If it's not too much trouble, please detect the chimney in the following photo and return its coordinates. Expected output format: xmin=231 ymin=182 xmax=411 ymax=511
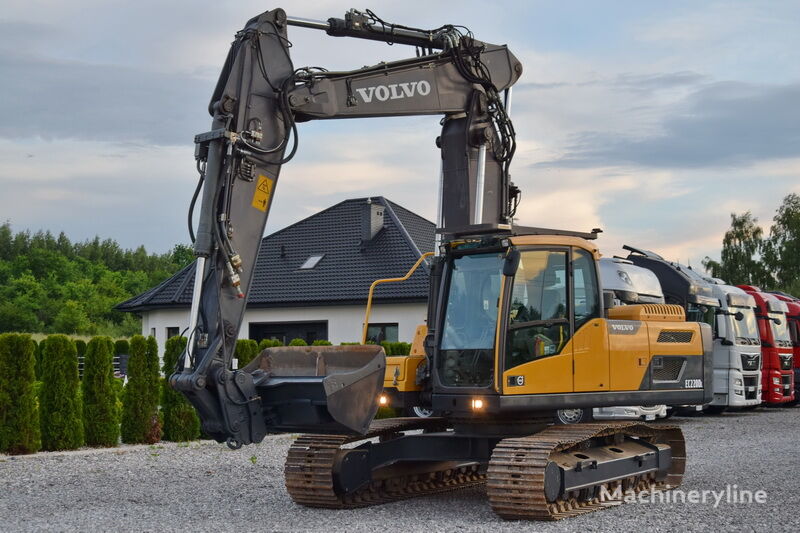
xmin=361 ymin=198 xmax=384 ymax=248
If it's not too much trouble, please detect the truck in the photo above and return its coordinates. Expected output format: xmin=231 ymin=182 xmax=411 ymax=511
xmin=737 ymin=287 xmax=796 ymax=404
xmin=556 ymin=257 xmax=668 ymax=423
xmin=702 ymin=278 xmax=763 ymax=410
xmin=623 ymin=245 xmax=722 ymax=414
xmin=768 ymin=292 xmax=800 ymax=405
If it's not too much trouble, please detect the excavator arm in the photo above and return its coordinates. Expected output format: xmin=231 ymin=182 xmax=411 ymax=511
xmin=170 ymin=8 xmax=522 ymax=447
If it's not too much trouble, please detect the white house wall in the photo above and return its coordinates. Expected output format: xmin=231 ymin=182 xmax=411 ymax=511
xmin=140 ymin=302 xmax=427 ymax=358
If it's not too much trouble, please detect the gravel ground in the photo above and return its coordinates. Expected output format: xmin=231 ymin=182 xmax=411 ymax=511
xmin=2 ymin=406 xmax=799 ymax=532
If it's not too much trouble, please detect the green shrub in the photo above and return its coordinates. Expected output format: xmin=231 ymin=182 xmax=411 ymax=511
xmin=380 ymin=341 xmax=393 ymax=355
xmin=161 ymin=336 xmax=200 ymax=442
xmin=311 ymin=339 xmax=333 ymax=346
xmin=121 ymin=335 xmax=161 ymax=444
xmin=258 ymin=338 xmax=283 ymax=352
xmin=397 ymin=342 xmax=411 ymax=356
xmin=288 ymin=338 xmax=308 ymax=346
xmin=74 ymin=339 xmax=87 ymax=357
xmin=114 ymin=339 xmax=129 ymax=355
xmin=235 ymin=339 xmax=260 ymax=368
xmin=0 ymin=333 xmax=41 ymax=454
xmin=340 ymin=342 xmax=359 ymax=345
xmin=82 ymin=337 xmax=119 ymax=447
xmin=39 ymin=335 xmax=83 ymax=451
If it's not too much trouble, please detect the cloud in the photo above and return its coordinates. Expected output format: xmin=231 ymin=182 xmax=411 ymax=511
xmin=546 ymin=81 xmax=800 ymax=169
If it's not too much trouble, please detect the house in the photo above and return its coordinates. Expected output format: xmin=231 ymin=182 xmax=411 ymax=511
xmin=116 ymin=197 xmax=434 ymax=355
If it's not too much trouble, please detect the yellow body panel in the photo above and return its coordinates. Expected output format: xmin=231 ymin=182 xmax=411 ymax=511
xmin=384 ymin=354 xmax=425 ymax=392
xmin=504 ymin=312 xmax=706 ymax=395
xmin=572 ymin=319 xmax=610 ymax=391
xmin=501 ymin=346 xmax=574 ymax=394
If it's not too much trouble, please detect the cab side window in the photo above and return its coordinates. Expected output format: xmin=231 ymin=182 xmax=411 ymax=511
xmin=506 ymin=250 xmax=569 ymax=370
xmin=572 ymin=248 xmax=600 ymax=329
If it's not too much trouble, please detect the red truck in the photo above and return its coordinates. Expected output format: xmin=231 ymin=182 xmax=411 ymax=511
xmin=738 ymin=286 xmax=795 ymax=404
xmin=769 ymin=292 xmax=800 ymax=405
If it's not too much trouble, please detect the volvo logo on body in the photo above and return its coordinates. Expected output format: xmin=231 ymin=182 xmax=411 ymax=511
xmin=355 ymin=80 xmax=432 ymax=104
xmin=608 ymin=321 xmax=641 ymax=335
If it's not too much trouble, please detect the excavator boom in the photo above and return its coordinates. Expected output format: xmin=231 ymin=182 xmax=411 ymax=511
xmin=170 ymin=8 xmax=522 ymax=447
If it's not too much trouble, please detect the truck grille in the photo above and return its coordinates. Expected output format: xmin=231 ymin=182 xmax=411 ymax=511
xmin=740 ymin=353 xmax=760 ymax=371
xmin=743 ymin=375 xmax=759 ymax=400
xmin=657 ymin=330 xmax=694 ymax=343
xmin=780 ymin=354 xmax=793 ymax=371
xmin=781 ymin=374 xmax=792 ymax=394
xmin=652 ymin=356 xmax=686 ymax=381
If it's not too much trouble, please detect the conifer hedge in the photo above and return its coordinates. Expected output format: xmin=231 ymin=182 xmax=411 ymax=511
xmin=40 ymin=335 xmax=83 ymax=451
xmin=161 ymin=336 xmax=200 ymax=441
xmin=82 ymin=336 xmax=119 ymax=447
xmin=0 ymin=333 xmax=41 ymax=454
xmin=121 ymin=335 xmax=161 ymax=444
xmin=114 ymin=339 xmax=129 ymax=356
xmin=235 ymin=339 xmax=260 ymax=368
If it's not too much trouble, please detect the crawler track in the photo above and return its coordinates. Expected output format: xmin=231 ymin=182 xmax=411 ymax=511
xmin=486 ymin=422 xmax=685 ymax=520
xmin=284 ymin=420 xmax=685 ymax=520
xmin=285 ymin=418 xmax=485 ymax=508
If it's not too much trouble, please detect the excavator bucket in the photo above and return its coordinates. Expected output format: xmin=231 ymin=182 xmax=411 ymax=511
xmin=244 ymin=345 xmax=385 ymax=435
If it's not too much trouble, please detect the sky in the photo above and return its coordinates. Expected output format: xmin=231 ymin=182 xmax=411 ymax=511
xmin=1 ymin=0 xmax=799 ymax=268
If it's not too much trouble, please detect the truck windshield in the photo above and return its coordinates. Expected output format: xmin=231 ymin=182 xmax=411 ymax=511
xmin=438 ymin=252 xmax=504 ymax=387
xmin=687 ymin=304 xmax=716 ymax=329
xmin=731 ymin=306 xmax=759 ymax=344
xmin=770 ymin=312 xmax=792 ymax=343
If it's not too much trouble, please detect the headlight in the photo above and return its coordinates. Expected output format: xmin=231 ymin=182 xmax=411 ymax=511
xmin=773 ymin=377 xmax=781 ymax=384
xmin=734 ymin=378 xmax=743 ymax=386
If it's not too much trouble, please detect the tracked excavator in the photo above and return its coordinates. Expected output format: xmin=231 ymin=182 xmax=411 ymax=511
xmin=171 ymin=8 xmax=712 ymax=519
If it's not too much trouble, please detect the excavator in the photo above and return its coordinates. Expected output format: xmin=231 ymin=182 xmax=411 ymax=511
xmin=170 ymin=8 xmax=712 ymax=520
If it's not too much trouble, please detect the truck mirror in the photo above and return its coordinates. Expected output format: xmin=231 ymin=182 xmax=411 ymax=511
xmin=503 ymin=249 xmax=521 ymax=277
xmin=602 ymin=291 xmax=615 ymax=310
xmin=734 ymin=311 xmax=744 ymax=321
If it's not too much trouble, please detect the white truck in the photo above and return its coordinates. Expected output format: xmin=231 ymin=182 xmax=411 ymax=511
xmin=556 ymin=257 xmax=668 ymax=424
xmin=702 ymin=278 xmax=763 ymax=411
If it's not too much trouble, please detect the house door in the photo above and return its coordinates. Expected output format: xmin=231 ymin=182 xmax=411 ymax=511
xmin=249 ymin=321 xmax=329 ymax=345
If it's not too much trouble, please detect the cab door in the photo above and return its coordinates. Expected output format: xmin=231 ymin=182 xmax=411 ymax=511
xmin=571 ymin=248 xmax=609 ymax=391
xmin=502 ymin=248 xmax=573 ymax=394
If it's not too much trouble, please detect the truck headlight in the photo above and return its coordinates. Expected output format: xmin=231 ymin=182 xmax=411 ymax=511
xmin=734 ymin=378 xmax=743 ymax=386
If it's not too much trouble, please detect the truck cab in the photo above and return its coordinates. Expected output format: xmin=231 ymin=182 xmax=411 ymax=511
xmin=737 ymin=286 xmax=795 ymax=405
xmin=704 ymin=279 xmax=762 ymax=408
xmin=767 ymin=292 xmax=800 ymax=405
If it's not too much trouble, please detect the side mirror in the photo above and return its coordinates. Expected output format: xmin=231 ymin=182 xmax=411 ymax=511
xmin=734 ymin=311 xmax=744 ymax=321
xmin=503 ymin=249 xmax=521 ymax=277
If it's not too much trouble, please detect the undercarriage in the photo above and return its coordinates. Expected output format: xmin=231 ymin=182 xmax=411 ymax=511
xmin=285 ymin=417 xmax=685 ymax=520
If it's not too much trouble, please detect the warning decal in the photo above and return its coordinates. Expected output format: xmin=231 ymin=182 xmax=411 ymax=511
xmin=251 ymin=175 xmax=274 ymax=212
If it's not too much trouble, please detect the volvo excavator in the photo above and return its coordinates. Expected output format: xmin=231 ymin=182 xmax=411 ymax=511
xmin=170 ymin=8 xmax=712 ymax=520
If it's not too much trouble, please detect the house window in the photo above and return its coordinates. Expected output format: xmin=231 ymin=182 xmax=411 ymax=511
xmin=366 ymin=323 xmax=399 ymax=343
xmin=166 ymin=327 xmax=180 ymax=339
xmin=299 ymin=255 xmax=324 ymax=269
xmin=249 ymin=321 xmax=328 ymax=345
xmin=150 ymin=328 xmax=156 ymax=338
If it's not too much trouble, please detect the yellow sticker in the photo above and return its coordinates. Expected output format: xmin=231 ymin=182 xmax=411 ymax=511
xmin=251 ymin=175 xmax=274 ymax=212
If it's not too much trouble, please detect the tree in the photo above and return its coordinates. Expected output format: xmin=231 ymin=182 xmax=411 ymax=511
xmin=763 ymin=193 xmax=800 ymax=291
xmin=121 ymin=335 xmax=160 ymax=444
xmin=52 ymin=301 xmax=93 ymax=335
xmin=0 ymin=333 xmax=41 ymax=454
xmin=39 ymin=335 xmax=83 ymax=451
xmin=161 ymin=336 xmax=200 ymax=441
xmin=82 ymin=337 xmax=119 ymax=447
xmin=115 ymin=339 xmax=130 ymax=355
xmin=702 ymin=212 xmax=772 ymax=287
